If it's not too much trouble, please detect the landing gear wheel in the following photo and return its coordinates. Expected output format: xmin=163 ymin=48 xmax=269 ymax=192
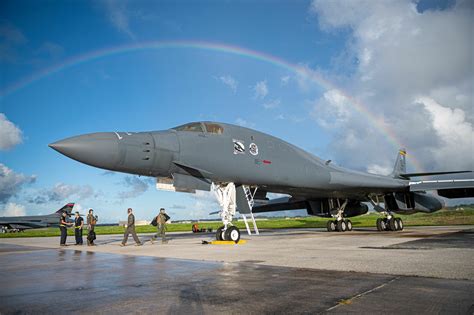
xmin=394 ymin=218 xmax=400 ymax=231
xmin=216 ymin=226 xmax=224 ymax=241
xmin=376 ymin=218 xmax=387 ymax=231
xmin=388 ymin=218 xmax=397 ymax=231
xmin=396 ymin=218 xmax=403 ymax=231
xmin=346 ymin=220 xmax=353 ymax=231
xmin=225 ymin=226 xmax=240 ymax=243
xmin=336 ymin=220 xmax=347 ymax=232
xmin=327 ymin=220 xmax=336 ymax=232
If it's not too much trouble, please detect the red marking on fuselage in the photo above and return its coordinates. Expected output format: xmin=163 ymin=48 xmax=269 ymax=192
xmin=263 ymin=160 xmax=272 ymax=164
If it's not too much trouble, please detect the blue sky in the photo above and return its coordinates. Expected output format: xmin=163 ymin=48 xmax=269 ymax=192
xmin=1 ymin=0 xmax=472 ymax=222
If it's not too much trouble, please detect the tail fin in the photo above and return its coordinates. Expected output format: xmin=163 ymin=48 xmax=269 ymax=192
xmin=55 ymin=203 xmax=75 ymax=214
xmin=390 ymin=149 xmax=406 ymax=179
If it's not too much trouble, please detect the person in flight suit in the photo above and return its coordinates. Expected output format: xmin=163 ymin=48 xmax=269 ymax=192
xmin=151 ymin=208 xmax=169 ymax=244
xmin=86 ymin=209 xmax=97 ymax=246
xmin=121 ymin=208 xmax=142 ymax=246
xmin=74 ymin=211 xmax=84 ymax=245
xmin=59 ymin=211 xmax=73 ymax=246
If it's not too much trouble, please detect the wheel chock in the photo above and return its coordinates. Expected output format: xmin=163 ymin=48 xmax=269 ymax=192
xmin=202 ymin=240 xmax=247 ymax=245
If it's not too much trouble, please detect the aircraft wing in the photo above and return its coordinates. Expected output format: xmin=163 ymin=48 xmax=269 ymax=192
xmin=252 ymin=197 xmax=307 ymax=213
xmin=0 ymin=221 xmax=48 ymax=229
xmin=409 ymin=179 xmax=474 ymax=198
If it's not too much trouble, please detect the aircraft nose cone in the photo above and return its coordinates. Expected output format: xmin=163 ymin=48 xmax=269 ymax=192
xmin=49 ymin=133 xmax=120 ymax=170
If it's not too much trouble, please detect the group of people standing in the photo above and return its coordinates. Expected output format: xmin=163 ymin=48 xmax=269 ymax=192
xmin=59 ymin=209 xmax=97 ymax=246
xmin=59 ymin=207 xmax=169 ymax=247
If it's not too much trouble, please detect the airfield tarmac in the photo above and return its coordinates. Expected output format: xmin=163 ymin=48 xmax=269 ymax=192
xmin=0 ymin=226 xmax=473 ymax=314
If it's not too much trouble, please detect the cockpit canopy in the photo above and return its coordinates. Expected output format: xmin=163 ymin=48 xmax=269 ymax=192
xmin=172 ymin=122 xmax=224 ymax=135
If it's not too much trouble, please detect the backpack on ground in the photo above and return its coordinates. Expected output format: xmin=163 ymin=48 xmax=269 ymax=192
xmin=87 ymin=230 xmax=96 ymax=242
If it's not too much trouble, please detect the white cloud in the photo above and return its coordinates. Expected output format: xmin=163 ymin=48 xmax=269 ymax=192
xmin=253 ymin=80 xmax=268 ymax=99
xmin=117 ymin=176 xmax=150 ymax=199
xmin=102 ymin=0 xmax=135 ymax=39
xmin=311 ymin=89 xmax=351 ymax=129
xmin=0 ymin=202 xmax=26 ymax=216
xmin=262 ymin=99 xmax=281 ymax=110
xmin=0 ymin=21 xmax=27 ymax=63
xmin=0 ymin=164 xmax=36 ymax=204
xmin=0 ymin=113 xmax=23 ymax=150
xmin=218 ymin=75 xmax=238 ymax=93
xmin=367 ymin=164 xmax=392 ymax=175
xmin=35 ymin=41 xmax=64 ymax=59
xmin=309 ymin=0 xmax=474 ymax=171
xmin=280 ymin=75 xmax=290 ymax=85
xmin=46 ymin=183 xmax=98 ymax=202
xmin=416 ymin=96 xmax=474 ymax=169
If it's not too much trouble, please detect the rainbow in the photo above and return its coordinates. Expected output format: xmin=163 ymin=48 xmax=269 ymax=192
xmin=0 ymin=39 xmax=423 ymax=172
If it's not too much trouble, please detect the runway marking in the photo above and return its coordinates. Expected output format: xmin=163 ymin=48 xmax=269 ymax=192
xmin=324 ymin=276 xmax=401 ymax=312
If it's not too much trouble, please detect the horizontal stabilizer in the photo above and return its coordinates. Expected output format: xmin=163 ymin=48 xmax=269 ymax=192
xmin=401 ymin=170 xmax=471 ymax=178
xmin=410 ymin=179 xmax=474 ymax=199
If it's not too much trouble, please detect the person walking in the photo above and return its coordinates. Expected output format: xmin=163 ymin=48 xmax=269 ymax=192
xmin=59 ymin=211 xmax=73 ymax=246
xmin=74 ymin=211 xmax=84 ymax=245
xmin=121 ymin=208 xmax=142 ymax=246
xmin=151 ymin=208 xmax=169 ymax=244
xmin=87 ymin=209 xmax=97 ymax=246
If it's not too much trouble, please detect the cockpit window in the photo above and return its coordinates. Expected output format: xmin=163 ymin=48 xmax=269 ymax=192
xmin=204 ymin=123 xmax=224 ymax=134
xmin=173 ymin=123 xmax=204 ymax=133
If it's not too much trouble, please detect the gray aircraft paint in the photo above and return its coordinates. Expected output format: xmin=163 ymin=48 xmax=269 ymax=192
xmin=49 ymin=122 xmax=473 ymax=215
xmin=0 ymin=203 xmax=75 ymax=230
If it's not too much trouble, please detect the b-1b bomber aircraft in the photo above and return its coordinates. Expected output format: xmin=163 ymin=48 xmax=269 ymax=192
xmin=0 ymin=203 xmax=75 ymax=232
xmin=49 ymin=122 xmax=473 ymax=242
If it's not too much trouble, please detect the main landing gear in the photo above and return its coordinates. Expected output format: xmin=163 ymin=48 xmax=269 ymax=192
xmin=369 ymin=195 xmax=404 ymax=232
xmin=326 ymin=199 xmax=352 ymax=232
xmin=326 ymin=219 xmax=353 ymax=232
xmin=376 ymin=217 xmax=404 ymax=231
xmin=212 ymin=182 xmax=241 ymax=243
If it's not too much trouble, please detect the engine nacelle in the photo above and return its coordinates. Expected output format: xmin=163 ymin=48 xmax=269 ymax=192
xmin=384 ymin=192 xmax=444 ymax=214
xmin=306 ymin=199 xmax=369 ymax=218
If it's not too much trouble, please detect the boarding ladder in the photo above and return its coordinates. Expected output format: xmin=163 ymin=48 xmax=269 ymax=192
xmin=241 ymin=185 xmax=260 ymax=235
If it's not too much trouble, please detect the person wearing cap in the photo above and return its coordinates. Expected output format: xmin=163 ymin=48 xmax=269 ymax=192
xmin=59 ymin=211 xmax=73 ymax=246
xmin=74 ymin=211 xmax=84 ymax=245
xmin=151 ymin=208 xmax=170 ymax=244
xmin=121 ymin=208 xmax=142 ymax=246
xmin=86 ymin=209 xmax=97 ymax=246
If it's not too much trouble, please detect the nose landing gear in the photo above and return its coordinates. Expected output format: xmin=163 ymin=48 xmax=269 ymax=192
xmin=212 ymin=182 xmax=242 ymax=243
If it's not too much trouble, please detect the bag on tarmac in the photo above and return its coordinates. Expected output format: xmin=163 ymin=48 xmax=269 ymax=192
xmin=87 ymin=230 xmax=96 ymax=242
xmin=151 ymin=216 xmax=158 ymax=227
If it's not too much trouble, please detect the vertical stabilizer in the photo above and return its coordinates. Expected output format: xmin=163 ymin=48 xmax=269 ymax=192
xmin=55 ymin=203 xmax=75 ymax=214
xmin=391 ymin=149 xmax=406 ymax=178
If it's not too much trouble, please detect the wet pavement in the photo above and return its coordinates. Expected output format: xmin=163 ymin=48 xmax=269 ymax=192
xmin=0 ymin=245 xmax=473 ymax=314
xmin=0 ymin=226 xmax=473 ymax=314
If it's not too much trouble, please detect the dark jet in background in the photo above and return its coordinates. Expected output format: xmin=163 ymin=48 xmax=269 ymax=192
xmin=0 ymin=203 xmax=75 ymax=233
xmin=49 ymin=122 xmax=473 ymax=242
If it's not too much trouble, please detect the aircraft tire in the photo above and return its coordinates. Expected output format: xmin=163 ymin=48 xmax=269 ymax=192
xmin=225 ymin=226 xmax=240 ymax=243
xmin=394 ymin=218 xmax=400 ymax=231
xmin=397 ymin=218 xmax=404 ymax=231
xmin=376 ymin=218 xmax=383 ymax=231
xmin=216 ymin=226 xmax=224 ymax=241
xmin=388 ymin=218 xmax=397 ymax=231
xmin=346 ymin=220 xmax=353 ymax=231
xmin=337 ymin=220 xmax=347 ymax=232
xmin=327 ymin=220 xmax=336 ymax=232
